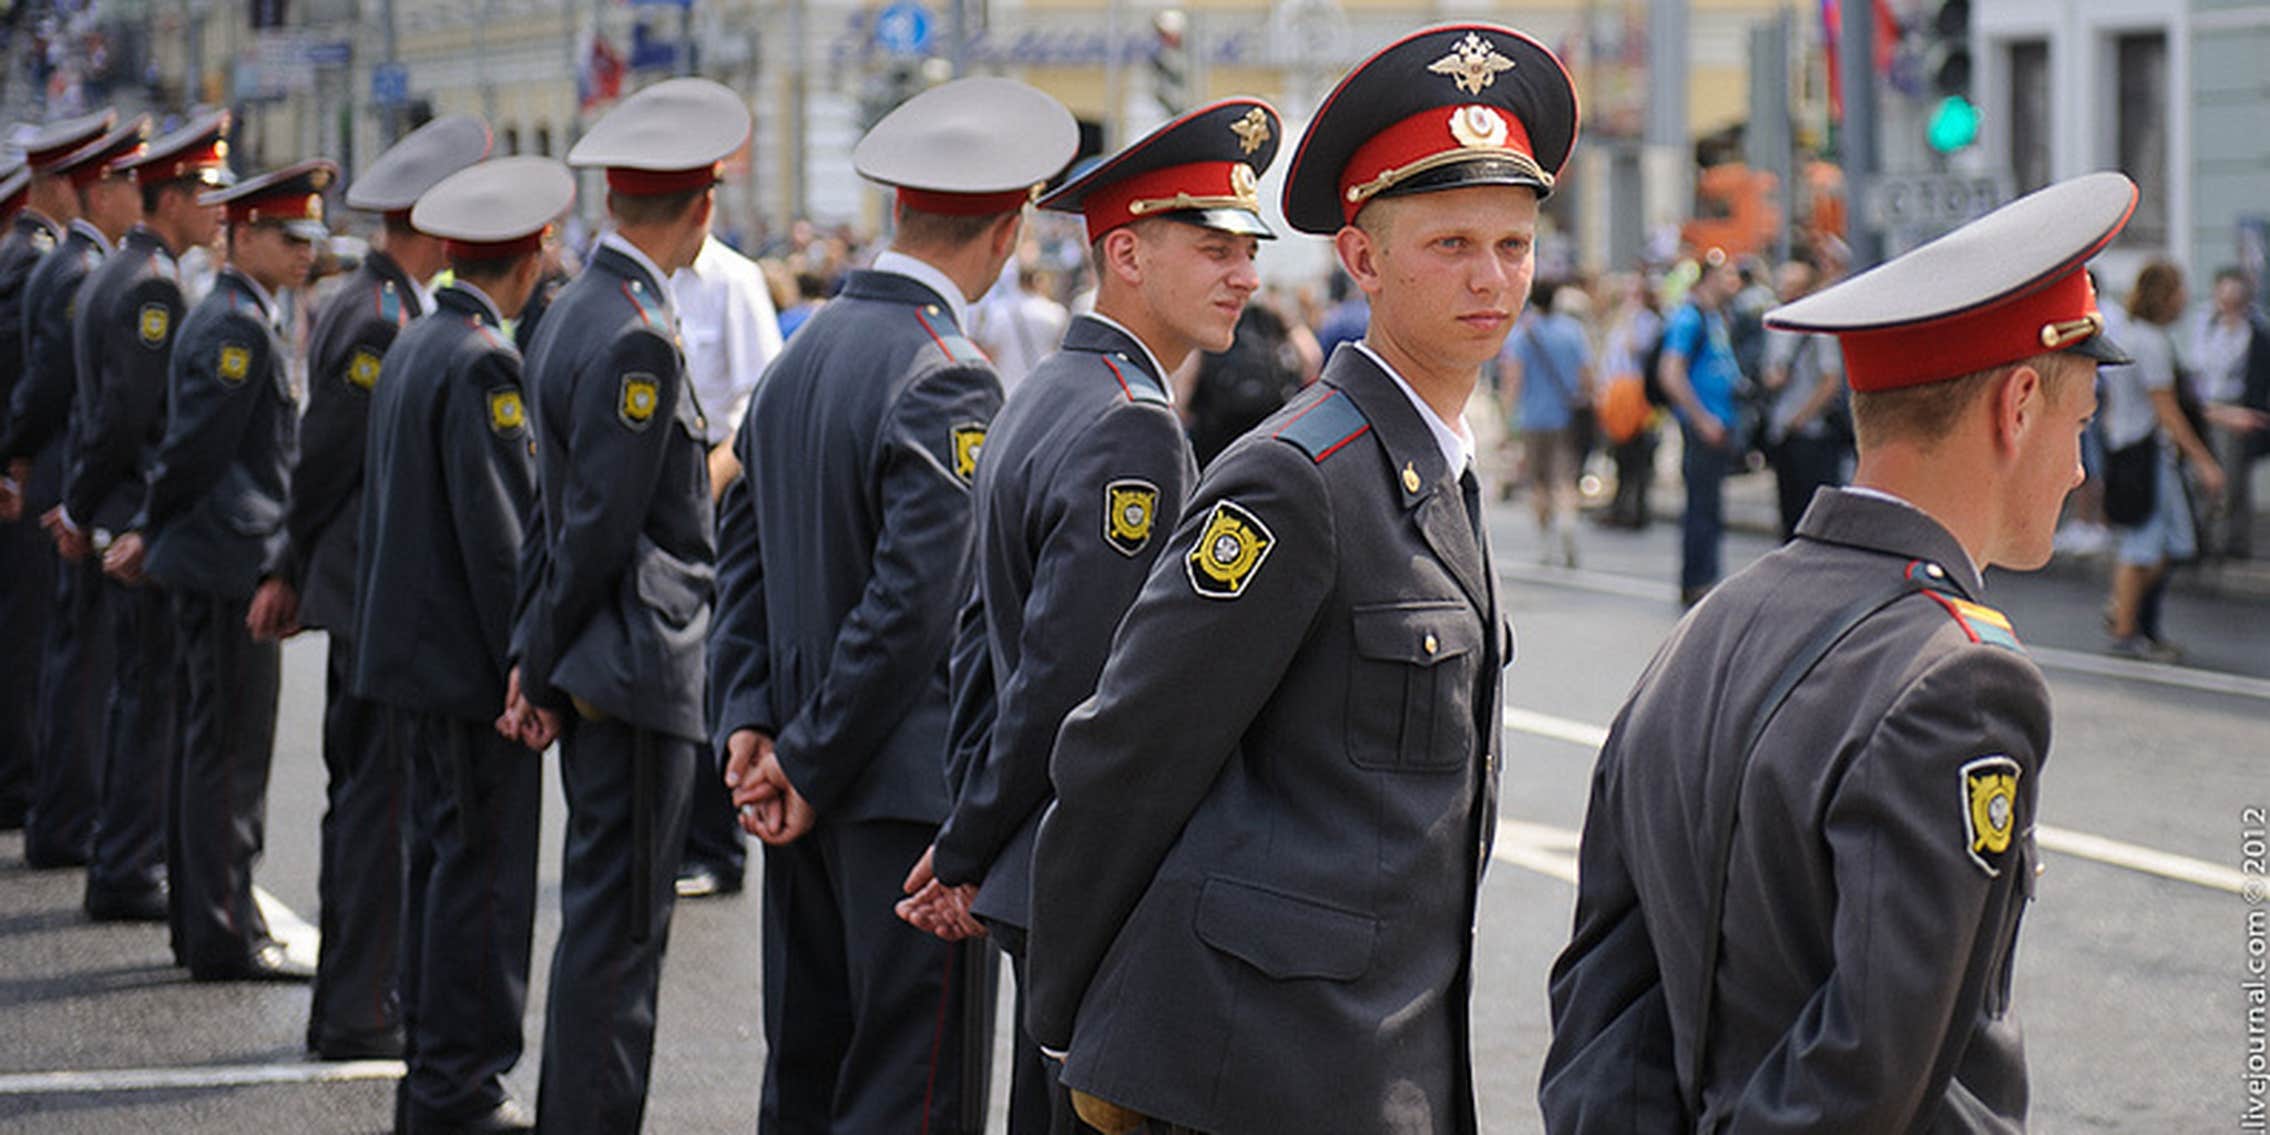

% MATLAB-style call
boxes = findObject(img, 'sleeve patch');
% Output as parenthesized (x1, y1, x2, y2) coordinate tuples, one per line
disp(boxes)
(950, 423, 986, 485)
(346, 348, 383, 391)
(619, 373, 660, 429)
(217, 343, 252, 385)
(137, 303, 170, 347)
(1185, 498, 1274, 599)
(488, 387, 527, 435)
(1962, 755, 2022, 877)
(1103, 478, 1161, 557)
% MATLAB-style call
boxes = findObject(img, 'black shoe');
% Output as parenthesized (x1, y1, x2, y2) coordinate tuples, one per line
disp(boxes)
(405, 1096, 534, 1134)
(191, 941, 316, 983)
(24, 841, 89, 869)
(85, 882, 168, 923)
(312, 1030, 404, 1061)
(0, 798, 25, 830)
(674, 864, 743, 899)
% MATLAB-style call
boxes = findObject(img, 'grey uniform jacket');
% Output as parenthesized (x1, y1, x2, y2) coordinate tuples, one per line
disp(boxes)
(930, 314, 1198, 929)
(1027, 345, 1509, 1135)
(285, 251, 422, 631)
(512, 243, 713, 744)
(2, 223, 104, 508)
(0, 213, 59, 448)
(354, 283, 534, 723)
(137, 268, 298, 601)
(63, 226, 184, 534)
(709, 268, 1002, 825)
(1540, 488, 2046, 1134)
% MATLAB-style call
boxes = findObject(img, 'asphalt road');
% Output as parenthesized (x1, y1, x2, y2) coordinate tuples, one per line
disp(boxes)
(2, 485, 2264, 1133)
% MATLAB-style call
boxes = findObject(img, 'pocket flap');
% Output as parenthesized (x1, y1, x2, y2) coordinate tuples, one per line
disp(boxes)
(1194, 876, 1375, 982)
(1351, 601, 1478, 666)
(630, 539, 713, 626)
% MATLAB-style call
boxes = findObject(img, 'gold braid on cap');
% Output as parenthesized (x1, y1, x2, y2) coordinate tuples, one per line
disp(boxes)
(1129, 164, 1262, 217)
(2039, 312, 2105, 350)
(1343, 147, 1551, 207)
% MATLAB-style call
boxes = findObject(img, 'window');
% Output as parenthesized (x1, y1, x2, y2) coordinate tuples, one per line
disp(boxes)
(534, 125, 553, 157)
(2006, 40, 2050, 196)
(500, 126, 520, 156)
(2114, 31, 2167, 246)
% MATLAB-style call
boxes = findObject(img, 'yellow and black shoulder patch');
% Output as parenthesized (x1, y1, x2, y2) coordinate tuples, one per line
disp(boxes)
(1103, 478, 1160, 557)
(1961, 755, 2022, 877)
(949, 423, 986, 485)
(346, 348, 382, 391)
(137, 303, 170, 347)
(1186, 498, 1274, 599)
(487, 387, 526, 435)
(619, 373, 659, 430)
(217, 343, 252, 385)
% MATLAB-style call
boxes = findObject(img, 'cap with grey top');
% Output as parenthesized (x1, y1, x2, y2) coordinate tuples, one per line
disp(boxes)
(344, 113, 493, 216)
(51, 115, 150, 188)
(1764, 171, 2137, 392)
(854, 76, 1078, 215)
(0, 163, 27, 217)
(18, 110, 117, 172)
(1039, 97, 1282, 242)
(569, 78, 750, 196)
(111, 110, 234, 189)
(202, 158, 338, 243)
(411, 155, 576, 261)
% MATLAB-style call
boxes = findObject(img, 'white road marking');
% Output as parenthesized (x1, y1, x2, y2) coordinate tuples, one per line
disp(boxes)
(1498, 706, 2248, 895)
(1495, 561, 2270, 702)
(0, 1060, 403, 1095)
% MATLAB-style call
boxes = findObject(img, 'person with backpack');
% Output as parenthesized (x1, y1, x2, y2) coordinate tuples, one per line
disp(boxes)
(1600, 272, 1665, 530)
(1655, 248, 1745, 606)
(1502, 280, 1596, 565)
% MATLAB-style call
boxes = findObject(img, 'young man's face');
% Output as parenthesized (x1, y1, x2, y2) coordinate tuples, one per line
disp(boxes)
(1348, 184, 1539, 375)
(2002, 355, 2098, 569)
(84, 175, 141, 238)
(233, 221, 318, 293)
(1134, 219, 1261, 354)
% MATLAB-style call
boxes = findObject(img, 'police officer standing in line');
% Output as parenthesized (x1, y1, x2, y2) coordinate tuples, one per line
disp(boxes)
(1539, 174, 2137, 1133)
(894, 96, 1280, 1135)
(711, 76, 1075, 1133)
(264, 113, 491, 1063)
(107, 159, 335, 982)
(500, 78, 744, 1134)
(1026, 24, 1575, 1133)
(6, 112, 147, 870)
(358, 154, 572, 1135)
(61, 112, 232, 925)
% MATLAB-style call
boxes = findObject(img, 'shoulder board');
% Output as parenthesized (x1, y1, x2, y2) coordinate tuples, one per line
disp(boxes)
(618, 280, 668, 329)
(1272, 388, 1372, 463)
(470, 321, 511, 351)
(1098, 353, 1170, 406)
(1921, 590, 2024, 653)
(376, 282, 404, 327)
(913, 307, 989, 366)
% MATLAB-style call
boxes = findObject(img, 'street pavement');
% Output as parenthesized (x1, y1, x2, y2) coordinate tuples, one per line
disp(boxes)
(2, 470, 2264, 1133)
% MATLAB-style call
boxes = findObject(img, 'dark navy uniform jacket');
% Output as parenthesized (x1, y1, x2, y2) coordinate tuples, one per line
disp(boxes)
(136, 268, 298, 601)
(513, 241, 712, 744)
(1027, 345, 1509, 1135)
(2, 222, 105, 508)
(929, 314, 1195, 930)
(710, 267, 1001, 824)
(284, 250, 422, 630)
(354, 283, 533, 723)
(1541, 489, 2045, 1134)
(62, 226, 184, 533)
(0, 212, 60, 442)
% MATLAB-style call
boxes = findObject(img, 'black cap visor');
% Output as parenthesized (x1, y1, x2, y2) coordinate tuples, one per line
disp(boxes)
(1161, 207, 1276, 240)
(1373, 155, 1552, 207)
(2065, 328, 2132, 367)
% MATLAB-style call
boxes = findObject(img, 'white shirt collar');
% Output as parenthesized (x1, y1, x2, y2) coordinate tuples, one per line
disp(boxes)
(1841, 485, 1982, 580)
(70, 218, 112, 255)
(598, 230, 673, 295)
(233, 267, 280, 325)
(409, 274, 437, 314)
(1081, 310, 1174, 402)
(451, 279, 506, 327)
(1354, 340, 1474, 477)
(871, 249, 972, 333)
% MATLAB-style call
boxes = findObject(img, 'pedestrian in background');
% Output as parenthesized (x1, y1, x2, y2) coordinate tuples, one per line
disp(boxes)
(1758, 258, 1852, 540)
(1501, 278, 1595, 566)
(1184, 293, 1310, 467)
(968, 258, 1070, 396)
(1598, 271, 1663, 531)
(1656, 248, 1745, 606)
(2188, 266, 2270, 558)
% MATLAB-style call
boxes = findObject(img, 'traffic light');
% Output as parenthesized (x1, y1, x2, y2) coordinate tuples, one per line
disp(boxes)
(1924, 0, 1977, 153)
(1151, 9, 1190, 117)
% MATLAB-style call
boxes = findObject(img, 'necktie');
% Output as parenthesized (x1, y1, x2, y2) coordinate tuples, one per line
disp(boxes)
(1459, 465, 1485, 552)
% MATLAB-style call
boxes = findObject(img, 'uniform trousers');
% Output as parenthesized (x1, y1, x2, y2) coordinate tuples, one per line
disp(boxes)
(87, 577, 174, 899)
(27, 546, 113, 866)
(535, 715, 696, 1135)
(760, 817, 979, 1135)
(169, 588, 282, 972)
(307, 627, 404, 1054)
(679, 750, 748, 884)
(0, 509, 51, 826)
(398, 710, 541, 1126)
(992, 923, 1089, 1135)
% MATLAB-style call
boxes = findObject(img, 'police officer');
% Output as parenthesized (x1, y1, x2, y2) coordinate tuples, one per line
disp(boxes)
(358, 154, 571, 1135)
(5, 112, 147, 869)
(1539, 174, 2138, 1132)
(503, 78, 745, 1134)
(267, 113, 490, 1061)
(895, 97, 1281, 1135)
(711, 76, 1075, 1133)
(61, 112, 231, 924)
(1025, 24, 1575, 1133)
(109, 159, 336, 982)
(0, 150, 67, 831)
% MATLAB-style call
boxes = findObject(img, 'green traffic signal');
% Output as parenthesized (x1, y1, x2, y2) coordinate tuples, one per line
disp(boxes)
(1928, 95, 1980, 153)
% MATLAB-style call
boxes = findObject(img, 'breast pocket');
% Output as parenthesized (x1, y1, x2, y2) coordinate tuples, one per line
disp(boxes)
(1346, 600, 1482, 772)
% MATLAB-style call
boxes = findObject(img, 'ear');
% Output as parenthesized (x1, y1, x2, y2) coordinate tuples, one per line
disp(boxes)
(1994, 361, 2045, 455)
(1333, 224, 1383, 298)
(990, 211, 1023, 260)
(1100, 227, 1142, 287)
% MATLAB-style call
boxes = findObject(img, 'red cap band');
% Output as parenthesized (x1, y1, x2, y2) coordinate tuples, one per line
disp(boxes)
(605, 165, 719, 196)
(1339, 104, 1538, 224)
(897, 186, 1031, 217)
(228, 190, 324, 227)
(1081, 161, 1257, 243)
(129, 140, 228, 186)
(68, 144, 143, 188)
(1833, 268, 2105, 392)
(445, 231, 546, 262)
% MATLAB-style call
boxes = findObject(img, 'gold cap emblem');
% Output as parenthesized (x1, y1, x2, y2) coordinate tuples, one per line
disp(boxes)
(1428, 32, 1516, 96)
(1231, 107, 1271, 156)
(1449, 105, 1510, 150)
